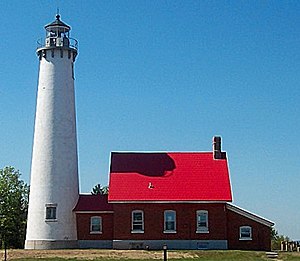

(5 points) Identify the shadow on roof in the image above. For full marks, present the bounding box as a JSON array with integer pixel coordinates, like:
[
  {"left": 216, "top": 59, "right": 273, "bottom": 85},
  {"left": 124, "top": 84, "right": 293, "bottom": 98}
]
[{"left": 110, "top": 152, "right": 176, "bottom": 177}]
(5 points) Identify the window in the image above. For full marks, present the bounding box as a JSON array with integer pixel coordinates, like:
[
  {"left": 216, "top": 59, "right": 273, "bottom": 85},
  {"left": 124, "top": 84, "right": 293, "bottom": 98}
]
[
  {"left": 45, "top": 203, "right": 57, "bottom": 221},
  {"left": 90, "top": 216, "right": 102, "bottom": 233},
  {"left": 239, "top": 226, "right": 252, "bottom": 240},
  {"left": 72, "top": 63, "right": 75, "bottom": 79},
  {"left": 46, "top": 207, "right": 56, "bottom": 219},
  {"left": 131, "top": 210, "right": 144, "bottom": 233},
  {"left": 164, "top": 210, "right": 176, "bottom": 233},
  {"left": 196, "top": 210, "right": 209, "bottom": 233}
]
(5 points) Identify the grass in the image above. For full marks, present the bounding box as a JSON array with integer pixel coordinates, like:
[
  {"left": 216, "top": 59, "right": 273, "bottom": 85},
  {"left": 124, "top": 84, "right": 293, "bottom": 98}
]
[{"left": 2, "top": 249, "right": 300, "bottom": 261}]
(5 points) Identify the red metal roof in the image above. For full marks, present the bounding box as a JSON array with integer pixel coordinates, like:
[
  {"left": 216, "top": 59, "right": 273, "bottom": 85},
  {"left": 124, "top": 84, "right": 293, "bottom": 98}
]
[
  {"left": 108, "top": 152, "right": 232, "bottom": 202},
  {"left": 73, "top": 194, "right": 113, "bottom": 211}
]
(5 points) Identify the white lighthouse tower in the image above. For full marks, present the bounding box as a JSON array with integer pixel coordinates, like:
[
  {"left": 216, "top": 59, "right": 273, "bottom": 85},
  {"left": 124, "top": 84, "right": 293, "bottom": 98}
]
[{"left": 25, "top": 14, "right": 79, "bottom": 249}]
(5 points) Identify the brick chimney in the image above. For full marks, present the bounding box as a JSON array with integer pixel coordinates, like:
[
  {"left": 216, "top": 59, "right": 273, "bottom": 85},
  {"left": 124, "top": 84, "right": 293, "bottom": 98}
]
[{"left": 213, "top": 136, "right": 226, "bottom": 159}]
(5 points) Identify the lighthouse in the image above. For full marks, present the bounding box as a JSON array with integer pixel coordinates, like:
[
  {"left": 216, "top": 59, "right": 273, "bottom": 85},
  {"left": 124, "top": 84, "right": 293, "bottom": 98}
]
[{"left": 25, "top": 15, "right": 79, "bottom": 249}]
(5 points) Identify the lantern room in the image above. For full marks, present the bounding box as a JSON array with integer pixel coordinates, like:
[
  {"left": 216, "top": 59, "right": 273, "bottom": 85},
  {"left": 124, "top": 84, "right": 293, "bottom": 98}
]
[{"left": 38, "top": 14, "right": 78, "bottom": 50}]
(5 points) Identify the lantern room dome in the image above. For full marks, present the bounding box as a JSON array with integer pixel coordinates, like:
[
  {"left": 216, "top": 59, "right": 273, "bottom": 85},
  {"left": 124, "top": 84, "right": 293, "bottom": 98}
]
[{"left": 45, "top": 14, "right": 71, "bottom": 33}]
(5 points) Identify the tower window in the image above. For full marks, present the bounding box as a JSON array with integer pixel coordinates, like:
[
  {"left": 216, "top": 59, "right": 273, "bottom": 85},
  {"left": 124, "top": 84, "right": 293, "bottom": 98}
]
[
  {"left": 45, "top": 204, "right": 57, "bottom": 221},
  {"left": 72, "top": 63, "right": 75, "bottom": 79}
]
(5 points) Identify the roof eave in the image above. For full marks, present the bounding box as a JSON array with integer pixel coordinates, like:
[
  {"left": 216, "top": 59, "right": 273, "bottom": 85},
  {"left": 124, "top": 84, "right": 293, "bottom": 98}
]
[
  {"left": 226, "top": 203, "right": 274, "bottom": 227},
  {"left": 74, "top": 210, "right": 114, "bottom": 214},
  {"left": 108, "top": 200, "right": 231, "bottom": 204}
]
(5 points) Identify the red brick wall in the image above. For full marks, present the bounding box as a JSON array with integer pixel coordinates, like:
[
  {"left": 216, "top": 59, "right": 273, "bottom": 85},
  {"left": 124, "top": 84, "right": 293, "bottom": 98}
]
[
  {"left": 75, "top": 204, "right": 271, "bottom": 251},
  {"left": 226, "top": 209, "right": 271, "bottom": 251},
  {"left": 76, "top": 213, "right": 114, "bottom": 240},
  {"left": 112, "top": 203, "right": 227, "bottom": 240}
]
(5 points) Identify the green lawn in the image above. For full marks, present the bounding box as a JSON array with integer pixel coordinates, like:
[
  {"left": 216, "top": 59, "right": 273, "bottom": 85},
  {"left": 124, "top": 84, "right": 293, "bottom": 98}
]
[{"left": 4, "top": 250, "right": 300, "bottom": 261}]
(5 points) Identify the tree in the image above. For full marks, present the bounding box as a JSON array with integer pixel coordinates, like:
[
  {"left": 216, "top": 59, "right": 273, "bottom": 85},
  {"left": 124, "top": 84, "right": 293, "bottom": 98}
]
[
  {"left": 0, "top": 166, "right": 29, "bottom": 249},
  {"left": 91, "top": 184, "right": 109, "bottom": 195},
  {"left": 271, "top": 227, "right": 290, "bottom": 250}
]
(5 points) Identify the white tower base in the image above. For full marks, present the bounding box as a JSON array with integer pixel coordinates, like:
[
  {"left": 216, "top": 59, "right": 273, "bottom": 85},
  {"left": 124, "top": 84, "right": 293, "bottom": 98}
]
[{"left": 25, "top": 240, "right": 78, "bottom": 250}]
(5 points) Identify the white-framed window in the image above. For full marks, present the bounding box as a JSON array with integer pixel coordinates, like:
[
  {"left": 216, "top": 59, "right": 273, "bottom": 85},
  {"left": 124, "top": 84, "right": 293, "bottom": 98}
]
[
  {"left": 164, "top": 210, "right": 176, "bottom": 233},
  {"left": 239, "top": 226, "right": 252, "bottom": 240},
  {"left": 131, "top": 210, "right": 144, "bottom": 233},
  {"left": 45, "top": 203, "right": 57, "bottom": 221},
  {"left": 196, "top": 210, "right": 209, "bottom": 233},
  {"left": 90, "top": 216, "right": 102, "bottom": 234}
]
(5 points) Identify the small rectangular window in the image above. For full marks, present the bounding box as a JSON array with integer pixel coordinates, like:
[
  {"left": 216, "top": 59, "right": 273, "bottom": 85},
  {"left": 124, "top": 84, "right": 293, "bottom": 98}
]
[
  {"left": 239, "top": 226, "right": 252, "bottom": 240},
  {"left": 164, "top": 210, "right": 176, "bottom": 233},
  {"left": 45, "top": 204, "right": 57, "bottom": 221},
  {"left": 90, "top": 216, "right": 102, "bottom": 233},
  {"left": 132, "top": 210, "right": 144, "bottom": 233},
  {"left": 46, "top": 207, "right": 56, "bottom": 219}
]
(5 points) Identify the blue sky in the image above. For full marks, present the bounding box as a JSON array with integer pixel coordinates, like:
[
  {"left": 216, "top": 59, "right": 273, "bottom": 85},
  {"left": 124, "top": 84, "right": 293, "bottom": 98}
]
[{"left": 0, "top": 1, "right": 299, "bottom": 239}]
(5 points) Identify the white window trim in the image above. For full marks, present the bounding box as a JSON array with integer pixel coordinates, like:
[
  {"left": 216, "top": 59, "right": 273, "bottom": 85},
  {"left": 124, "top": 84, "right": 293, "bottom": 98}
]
[
  {"left": 239, "top": 225, "right": 252, "bottom": 240},
  {"left": 90, "top": 231, "right": 102, "bottom": 234},
  {"left": 196, "top": 210, "right": 209, "bottom": 233},
  {"left": 90, "top": 216, "right": 102, "bottom": 234},
  {"left": 164, "top": 210, "right": 176, "bottom": 233},
  {"left": 131, "top": 230, "right": 145, "bottom": 234},
  {"left": 163, "top": 230, "right": 177, "bottom": 234},
  {"left": 131, "top": 210, "right": 144, "bottom": 233}
]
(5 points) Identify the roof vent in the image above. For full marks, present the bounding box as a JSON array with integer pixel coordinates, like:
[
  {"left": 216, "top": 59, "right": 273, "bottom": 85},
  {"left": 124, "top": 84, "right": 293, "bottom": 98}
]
[
  {"left": 148, "top": 182, "right": 154, "bottom": 189},
  {"left": 213, "top": 136, "right": 226, "bottom": 160}
]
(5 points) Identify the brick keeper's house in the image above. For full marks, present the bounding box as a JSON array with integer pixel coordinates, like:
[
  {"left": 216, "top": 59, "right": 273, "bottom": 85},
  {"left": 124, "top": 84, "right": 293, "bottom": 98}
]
[{"left": 74, "top": 137, "right": 274, "bottom": 250}]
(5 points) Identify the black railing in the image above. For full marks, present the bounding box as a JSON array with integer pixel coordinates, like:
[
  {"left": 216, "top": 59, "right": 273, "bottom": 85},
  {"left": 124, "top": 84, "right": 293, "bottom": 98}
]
[{"left": 37, "top": 37, "right": 78, "bottom": 50}]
